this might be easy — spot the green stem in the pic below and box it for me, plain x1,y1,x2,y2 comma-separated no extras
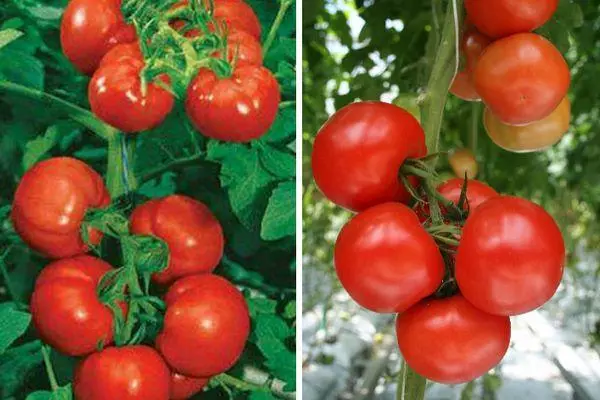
262,0,293,56
0,81,117,140
106,134,138,198
41,345,59,392
396,361,426,400
140,153,203,182
215,373,269,394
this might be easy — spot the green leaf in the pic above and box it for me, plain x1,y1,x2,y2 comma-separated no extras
261,181,295,240
0,29,23,50
0,341,43,398
249,392,277,400
0,302,31,354
263,107,295,143
26,385,72,400
0,50,44,89
396,361,426,400
257,143,295,179
247,296,278,318
283,300,296,319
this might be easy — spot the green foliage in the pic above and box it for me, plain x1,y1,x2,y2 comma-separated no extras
0,0,296,398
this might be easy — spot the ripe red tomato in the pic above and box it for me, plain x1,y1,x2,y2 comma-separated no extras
462,27,491,71
185,65,280,142
456,196,565,315
484,96,571,153
11,157,110,258
334,203,445,313
89,43,174,133
438,178,498,211
74,345,170,400
130,195,224,284
170,372,209,400
465,0,558,39
30,255,115,356
156,274,250,377
396,295,511,384
450,71,480,101
225,30,263,66
61,0,136,75
473,33,570,126
312,102,427,212
214,0,261,40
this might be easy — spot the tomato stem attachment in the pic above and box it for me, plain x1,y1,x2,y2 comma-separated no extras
263,0,294,56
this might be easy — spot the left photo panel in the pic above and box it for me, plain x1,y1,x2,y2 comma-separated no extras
0,0,297,399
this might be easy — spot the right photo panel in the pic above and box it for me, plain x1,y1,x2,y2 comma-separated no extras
303,0,600,399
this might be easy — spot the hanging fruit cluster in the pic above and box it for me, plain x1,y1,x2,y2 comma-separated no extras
450,0,570,153
61,0,280,142
311,99,565,382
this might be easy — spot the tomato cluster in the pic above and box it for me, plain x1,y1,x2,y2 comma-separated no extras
12,157,250,399
451,0,571,153
62,0,280,141
311,100,565,383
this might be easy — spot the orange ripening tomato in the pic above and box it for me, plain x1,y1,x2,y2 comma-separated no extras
11,157,110,258
484,96,570,152
449,148,478,179
450,71,480,101
473,33,570,126
130,195,224,284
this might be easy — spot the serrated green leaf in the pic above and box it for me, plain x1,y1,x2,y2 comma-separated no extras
0,302,31,354
247,296,278,317
263,107,295,143
261,181,295,240
257,144,295,179
0,341,43,397
26,384,72,400
0,29,23,50
255,314,291,341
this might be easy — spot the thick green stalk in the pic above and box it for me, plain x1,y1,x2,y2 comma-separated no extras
263,0,293,56
41,346,59,392
106,134,138,198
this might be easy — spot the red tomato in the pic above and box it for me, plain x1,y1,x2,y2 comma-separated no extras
156,274,250,377
30,256,115,356
11,157,110,258
450,70,480,101
462,27,491,71
396,295,511,384
89,43,174,133
334,203,445,313
312,102,427,212
61,0,136,75
416,178,498,222
185,65,280,142
225,30,263,66
214,0,261,40
473,33,570,126
456,196,565,315
465,0,558,38
74,346,170,400
170,372,209,400
130,195,224,284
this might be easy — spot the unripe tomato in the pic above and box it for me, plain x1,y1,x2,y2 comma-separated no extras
214,0,261,40
170,372,209,400
312,102,427,212
449,148,478,179
450,71,480,101
334,203,445,313
31,256,115,356
473,33,570,126
130,195,224,284
456,196,565,316
465,0,558,39
61,0,136,75
396,295,511,384
74,346,170,400
484,96,570,153
89,43,174,133
156,274,250,377
12,157,110,258
185,65,280,142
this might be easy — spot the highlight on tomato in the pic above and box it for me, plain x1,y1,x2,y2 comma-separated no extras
170,372,209,400
11,157,110,259
130,195,224,284
311,101,427,212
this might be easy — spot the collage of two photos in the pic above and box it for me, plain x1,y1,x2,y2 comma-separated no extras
0,0,599,399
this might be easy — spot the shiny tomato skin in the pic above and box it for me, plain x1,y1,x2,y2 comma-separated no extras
130,195,224,284
170,372,209,400
30,256,115,356
226,30,263,66
450,70,480,101
473,33,570,126
61,0,136,75
312,102,427,212
185,65,280,142
89,43,174,133
74,345,170,400
465,0,558,39
456,196,565,316
11,157,110,259
214,0,261,40
438,178,498,211
334,203,445,313
156,274,250,377
449,148,478,179
462,27,491,71
484,96,570,153
396,295,511,384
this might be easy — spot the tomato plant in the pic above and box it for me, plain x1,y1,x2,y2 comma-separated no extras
456,196,565,315
396,295,511,384
334,202,445,313
312,101,427,212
